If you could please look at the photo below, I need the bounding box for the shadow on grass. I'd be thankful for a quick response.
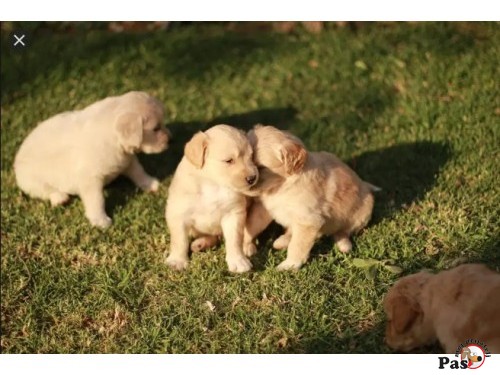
[335,81,396,135]
[467,236,500,266]
[154,30,287,82]
[1,24,288,100]
[295,81,397,156]
[283,321,443,354]
[442,235,500,269]
[105,106,297,217]
[350,141,453,224]
[284,321,387,354]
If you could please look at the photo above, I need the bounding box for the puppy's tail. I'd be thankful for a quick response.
[365,182,382,192]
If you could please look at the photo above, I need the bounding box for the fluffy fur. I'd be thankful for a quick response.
[243,125,377,270]
[14,91,170,228]
[165,124,258,273]
[384,264,500,353]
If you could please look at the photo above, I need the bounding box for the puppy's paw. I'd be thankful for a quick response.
[335,237,352,253]
[89,215,112,229]
[276,259,303,271]
[226,255,252,273]
[165,255,189,271]
[141,178,160,193]
[50,192,70,207]
[243,242,257,257]
[190,238,208,253]
[272,234,290,250]
[190,236,218,252]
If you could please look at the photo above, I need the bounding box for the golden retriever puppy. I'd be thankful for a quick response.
[384,264,500,353]
[14,91,170,228]
[165,124,258,273]
[243,125,377,270]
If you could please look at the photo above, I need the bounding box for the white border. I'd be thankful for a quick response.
[1,0,499,21]
[0,354,499,375]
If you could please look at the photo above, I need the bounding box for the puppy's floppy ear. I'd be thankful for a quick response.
[116,112,143,153]
[280,142,307,175]
[185,131,208,168]
[390,296,421,334]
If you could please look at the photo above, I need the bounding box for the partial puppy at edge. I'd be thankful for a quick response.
[384,263,500,353]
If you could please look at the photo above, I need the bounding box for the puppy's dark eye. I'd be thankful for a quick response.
[224,158,234,164]
[153,125,161,132]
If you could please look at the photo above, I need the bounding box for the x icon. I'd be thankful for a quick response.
[13,34,26,47]
[10,31,29,51]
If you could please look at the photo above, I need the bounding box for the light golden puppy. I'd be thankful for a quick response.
[384,264,500,353]
[243,125,377,270]
[14,91,170,228]
[165,124,258,273]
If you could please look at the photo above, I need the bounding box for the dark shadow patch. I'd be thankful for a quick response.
[333,82,395,134]
[154,29,288,82]
[349,141,452,224]
[295,81,396,152]
[283,321,388,353]
[248,222,288,271]
[281,320,443,354]
[440,235,500,269]
[465,236,500,266]
[104,177,139,219]
[250,223,350,270]
[1,22,288,100]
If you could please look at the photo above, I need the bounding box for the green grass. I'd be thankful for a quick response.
[1,22,499,353]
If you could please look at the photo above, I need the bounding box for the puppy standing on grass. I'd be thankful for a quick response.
[384,264,500,353]
[14,91,170,228]
[244,125,378,270]
[165,125,259,273]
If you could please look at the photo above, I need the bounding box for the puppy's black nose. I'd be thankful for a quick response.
[246,175,257,185]
[477,356,482,362]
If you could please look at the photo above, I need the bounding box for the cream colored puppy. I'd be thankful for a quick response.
[14,91,170,228]
[244,125,378,270]
[384,264,500,353]
[165,125,258,273]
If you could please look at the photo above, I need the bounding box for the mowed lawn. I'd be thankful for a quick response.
[1,22,499,353]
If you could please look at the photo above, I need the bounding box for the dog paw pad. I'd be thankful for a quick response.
[226,256,252,273]
[165,256,189,271]
[276,259,302,271]
[89,215,112,229]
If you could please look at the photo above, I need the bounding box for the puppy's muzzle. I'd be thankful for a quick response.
[246,174,257,186]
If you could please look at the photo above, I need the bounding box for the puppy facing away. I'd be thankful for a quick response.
[243,125,378,270]
[14,91,170,228]
[384,264,500,353]
[165,124,259,273]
